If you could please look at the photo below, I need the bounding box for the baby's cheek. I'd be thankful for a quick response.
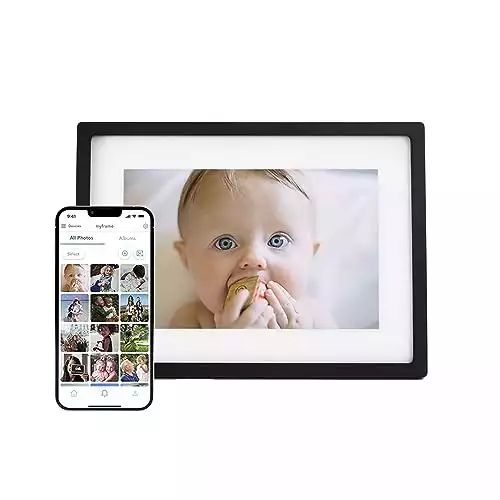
[272,264,310,298]
[190,255,232,313]
[193,274,226,313]
[197,283,225,313]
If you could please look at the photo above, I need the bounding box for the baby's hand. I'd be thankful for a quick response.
[70,279,82,291]
[214,289,278,329]
[265,281,313,329]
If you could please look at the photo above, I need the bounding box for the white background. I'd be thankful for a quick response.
[2,1,499,499]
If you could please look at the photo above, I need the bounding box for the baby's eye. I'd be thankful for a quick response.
[268,233,292,249]
[214,236,238,251]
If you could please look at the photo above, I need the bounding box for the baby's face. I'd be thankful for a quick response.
[106,361,114,373]
[65,266,85,284]
[177,172,318,314]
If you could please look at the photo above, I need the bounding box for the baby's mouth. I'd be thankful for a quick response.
[226,274,268,290]
[225,275,268,309]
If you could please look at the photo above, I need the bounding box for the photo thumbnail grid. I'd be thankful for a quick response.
[60,263,150,385]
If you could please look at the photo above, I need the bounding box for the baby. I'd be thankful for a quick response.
[105,359,118,382]
[90,265,116,292]
[135,355,149,382]
[61,264,88,292]
[91,359,108,382]
[169,169,334,329]
[103,296,118,322]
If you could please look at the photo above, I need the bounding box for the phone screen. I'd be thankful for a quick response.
[56,207,153,409]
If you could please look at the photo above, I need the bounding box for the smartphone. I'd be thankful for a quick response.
[56,206,154,410]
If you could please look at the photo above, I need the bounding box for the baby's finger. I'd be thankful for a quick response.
[253,305,275,329]
[237,298,268,327]
[222,288,250,323]
[264,288,288,328]
[267,311,280,329]
[268,281,296,303]
[267,282,298,326]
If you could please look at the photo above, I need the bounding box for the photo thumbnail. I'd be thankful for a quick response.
[120,324,149,352]
[90,264,119,292]
[120,354,149,383]
[90,354,119,382]
[60,324,89,352]
[61,353,89,382]
[120,294,149,322]
[61,294,89,322]
[61,264,89,292]
[90,324,119,353]
[120,264,149,292]
[91,294,119,322]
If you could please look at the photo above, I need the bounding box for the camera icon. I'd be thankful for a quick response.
[119,248,130,260]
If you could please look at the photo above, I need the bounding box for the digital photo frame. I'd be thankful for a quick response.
[76,122,427,379]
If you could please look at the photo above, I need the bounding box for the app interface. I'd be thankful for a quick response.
[57,209,152,409]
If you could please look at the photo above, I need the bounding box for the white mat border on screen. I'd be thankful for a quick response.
[90,135,413,363]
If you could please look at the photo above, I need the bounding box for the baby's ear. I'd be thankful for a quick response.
[174,240,189,269]
[313,242,321,255]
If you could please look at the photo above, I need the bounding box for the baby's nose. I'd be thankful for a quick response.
[238,248,267,270]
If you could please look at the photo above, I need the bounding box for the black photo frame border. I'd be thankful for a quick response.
[76,122,427,379]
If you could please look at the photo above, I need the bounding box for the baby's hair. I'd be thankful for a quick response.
[64,264,84,275]
[178,169,309,235]
[136,355,147,364]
